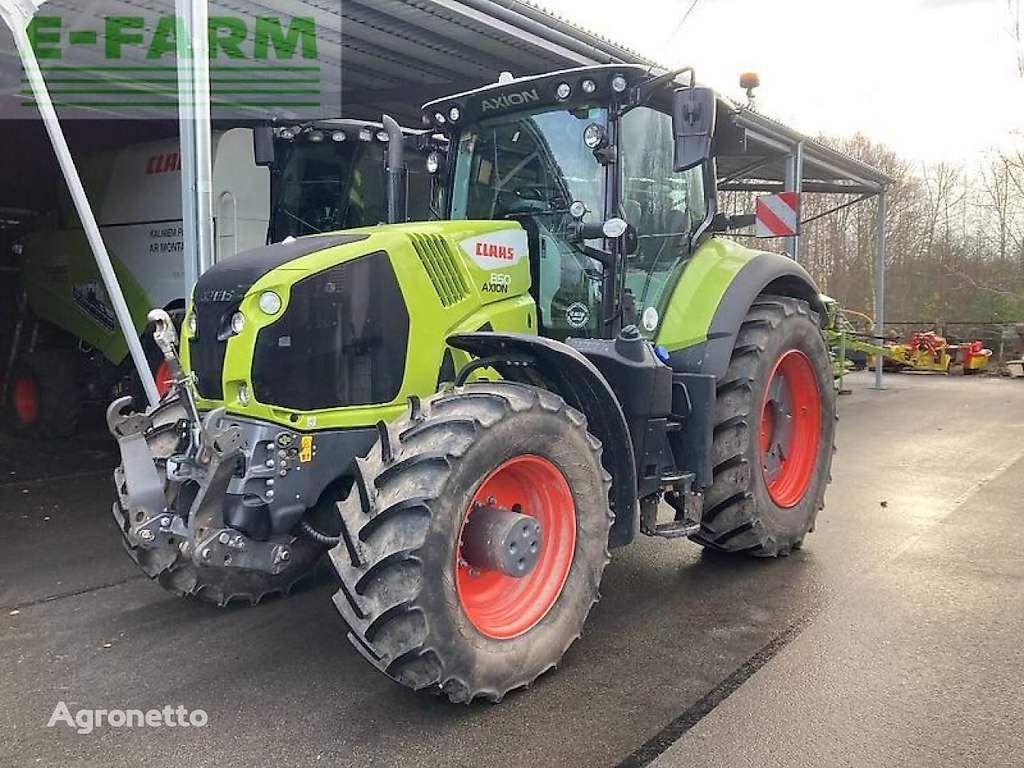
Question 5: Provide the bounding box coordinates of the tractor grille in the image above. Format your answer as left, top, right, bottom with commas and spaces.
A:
251, 251, 409, 410
189, 299, 237, 400
186, 233, 370, 402
409, 232, 469, 307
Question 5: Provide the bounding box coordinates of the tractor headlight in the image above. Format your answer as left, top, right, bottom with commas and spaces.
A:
258, 291, 282, 315
583, 123, 608, 150
331, 131, 347, 143
448, 106, 461, 122
602, 217, 628, 238
426, 151, 442, 174
237, 383, 250, 406
306, 130, 325, 143
186, 312, 197, 337
611, 74, 628, 93
376, 130, 390, 142
555, 82, 572, 100
230, 312, 246, 335
581, 78, 597, 94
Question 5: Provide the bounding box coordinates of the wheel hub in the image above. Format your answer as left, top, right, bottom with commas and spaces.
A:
455, 455, 576, 640
761, 374, 794, 483
759, 349, 822, 508
461, 501, 543, 578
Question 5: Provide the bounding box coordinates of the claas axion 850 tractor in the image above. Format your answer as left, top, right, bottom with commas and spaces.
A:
109, 65, 835, 703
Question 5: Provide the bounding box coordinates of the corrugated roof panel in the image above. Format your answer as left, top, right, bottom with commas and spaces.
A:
0, 0, 889, 195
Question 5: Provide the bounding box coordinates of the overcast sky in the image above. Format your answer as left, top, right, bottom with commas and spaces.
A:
539, 0, 1024, 166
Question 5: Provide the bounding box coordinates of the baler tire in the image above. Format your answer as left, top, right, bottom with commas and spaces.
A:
6, 349, 82, 438
691, 296, 835, 557
330, 382, 613, 703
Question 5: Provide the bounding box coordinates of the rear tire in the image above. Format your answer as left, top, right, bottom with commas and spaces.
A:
692, 296, 835, 556
330, 382, 612, 703
6, 349, 82, 438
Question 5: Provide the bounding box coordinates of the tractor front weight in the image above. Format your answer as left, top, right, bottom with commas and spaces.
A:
107, 335, 376, 603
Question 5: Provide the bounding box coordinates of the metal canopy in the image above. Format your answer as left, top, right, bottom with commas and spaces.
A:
0, 0, 890, 205
333, 0, 891, 196
720, 109, 890, 194
2, 0, 892, 389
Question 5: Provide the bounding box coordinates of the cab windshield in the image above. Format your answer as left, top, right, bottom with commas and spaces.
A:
451, 107, 608, 338
272, 139, 433, 239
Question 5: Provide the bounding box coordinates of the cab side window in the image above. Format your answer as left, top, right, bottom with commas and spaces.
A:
619, 107, 706, 320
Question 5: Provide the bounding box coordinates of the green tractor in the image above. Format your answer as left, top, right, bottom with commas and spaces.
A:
109, 65, 835, 703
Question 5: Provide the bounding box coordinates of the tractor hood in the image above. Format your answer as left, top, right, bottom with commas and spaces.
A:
192, 233, 369, 307
179, 220, 535, 431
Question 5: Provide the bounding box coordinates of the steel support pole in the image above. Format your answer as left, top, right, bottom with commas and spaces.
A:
872, 191, 887, 390
175, 0, 214, 295
3, 3, 159, 406
783, 140, 804, 258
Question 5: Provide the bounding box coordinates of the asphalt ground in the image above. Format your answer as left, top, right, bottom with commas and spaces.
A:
1, 370, 1022, 768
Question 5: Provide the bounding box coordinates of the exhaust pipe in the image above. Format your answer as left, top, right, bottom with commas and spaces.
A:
383, 114, 406, 224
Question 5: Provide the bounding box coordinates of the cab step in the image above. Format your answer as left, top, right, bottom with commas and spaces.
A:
639, 472, 703, 540
649, 519, 701, 539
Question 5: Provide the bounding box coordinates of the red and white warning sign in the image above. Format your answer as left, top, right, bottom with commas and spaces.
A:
755, 192, 800, 238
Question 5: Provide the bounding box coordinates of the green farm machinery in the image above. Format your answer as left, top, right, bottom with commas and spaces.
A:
109, 65, 836, 702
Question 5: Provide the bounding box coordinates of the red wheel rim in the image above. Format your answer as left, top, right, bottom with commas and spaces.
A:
154, 360, 173, 398
759, 350, 822, 508
456, 455, 576, 640
13, 374, 39, 425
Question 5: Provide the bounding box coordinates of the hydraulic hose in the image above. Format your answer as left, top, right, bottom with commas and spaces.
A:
298, 518, 341, 547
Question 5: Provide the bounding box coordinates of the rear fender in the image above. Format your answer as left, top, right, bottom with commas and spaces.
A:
448, 332, 638, 548
665, 250, 825, 379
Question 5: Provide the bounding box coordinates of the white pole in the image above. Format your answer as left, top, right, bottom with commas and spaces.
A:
175, 0, 215, 293
873, 191, 887, 390
783, 140, 804, 258
3, 3, 160, 406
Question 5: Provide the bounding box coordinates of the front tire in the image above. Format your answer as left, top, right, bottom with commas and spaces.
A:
692, 296, 835, 556
330, 382, 613, 703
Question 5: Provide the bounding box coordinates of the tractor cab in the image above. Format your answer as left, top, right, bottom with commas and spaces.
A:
261, 119, 439, 240
422, 64, 737, 341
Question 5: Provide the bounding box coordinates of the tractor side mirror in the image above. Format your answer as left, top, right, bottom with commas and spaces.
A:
671, 86, 716, 172
710, 212, 756, 232
253, 125, 276, 167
